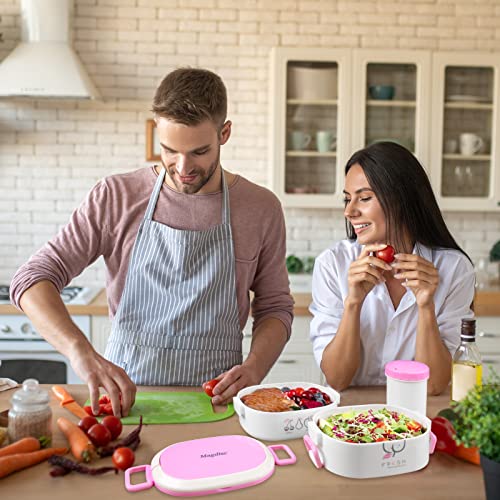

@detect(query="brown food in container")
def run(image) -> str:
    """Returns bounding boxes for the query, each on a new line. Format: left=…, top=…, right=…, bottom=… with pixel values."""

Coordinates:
left=240, top=388, right=298, bottom=412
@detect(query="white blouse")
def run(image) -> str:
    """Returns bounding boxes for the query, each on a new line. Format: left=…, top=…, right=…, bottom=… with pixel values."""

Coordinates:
left=309, top=240, right=475, bottom=386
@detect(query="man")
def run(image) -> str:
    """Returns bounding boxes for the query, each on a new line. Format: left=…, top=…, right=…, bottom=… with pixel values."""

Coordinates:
left=10, top=68, right=293, bottom=417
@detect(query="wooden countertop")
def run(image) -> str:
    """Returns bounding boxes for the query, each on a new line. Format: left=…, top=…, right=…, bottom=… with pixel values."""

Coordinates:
left=293, top=283, right=500, bottom=316
left=0, top=289, right=110, bottom=316
left=0, top=385, right=485, bottom=500
left=1, top=283, right=499, bottom=317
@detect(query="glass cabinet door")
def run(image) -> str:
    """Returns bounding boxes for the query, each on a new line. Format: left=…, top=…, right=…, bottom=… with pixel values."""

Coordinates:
left=351, top=50, right=431, bottom=168
left=431, top=53, right=500, bottom=211
left=270, top=48, right=351, bottom=208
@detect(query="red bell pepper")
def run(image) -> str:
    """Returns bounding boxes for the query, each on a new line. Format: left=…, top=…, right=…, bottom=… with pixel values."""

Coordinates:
left=454, top=444, right=480, bottom=465
left=431, top=416, right=457, bottom=455
left=431, top=415, right=480, bottom=465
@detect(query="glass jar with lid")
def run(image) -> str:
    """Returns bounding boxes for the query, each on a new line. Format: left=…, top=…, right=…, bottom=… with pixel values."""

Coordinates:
left=7, top=378, right=52, bottom=444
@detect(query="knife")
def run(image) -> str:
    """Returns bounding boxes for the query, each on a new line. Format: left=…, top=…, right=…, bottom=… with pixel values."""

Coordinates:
left=52, top=385, right=88, bottom=419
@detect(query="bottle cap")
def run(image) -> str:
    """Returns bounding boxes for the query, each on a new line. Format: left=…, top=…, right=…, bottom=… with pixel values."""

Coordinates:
left=385, top=360, right=430, bottom=382
left=461, top=318, right=476, bottom=341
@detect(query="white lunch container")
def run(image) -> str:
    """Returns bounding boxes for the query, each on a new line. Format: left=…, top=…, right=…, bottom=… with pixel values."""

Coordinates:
left=304, top=404, right=436, bottom=479
left=233, top=381, right=340, bottom=441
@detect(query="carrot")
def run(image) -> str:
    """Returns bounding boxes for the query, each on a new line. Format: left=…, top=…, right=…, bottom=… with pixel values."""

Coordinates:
left=0, top=437, right=40, bottom=458
left=454, top=444, right=480, bottom=465
left=57, top=417, right=95, bottom=463
left=0, top=447, right=68, bottom=479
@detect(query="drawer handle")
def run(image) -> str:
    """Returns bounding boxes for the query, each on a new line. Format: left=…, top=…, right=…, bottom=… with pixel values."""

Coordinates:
left=478, top=331, right=499, bottom=338
left=483, top=359, right=499, bottom=364
left=278, top=359, right=297, bottom=364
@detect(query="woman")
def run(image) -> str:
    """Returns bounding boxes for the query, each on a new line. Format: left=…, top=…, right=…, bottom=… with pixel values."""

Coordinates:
left=310, top=142, right=474, bottom=395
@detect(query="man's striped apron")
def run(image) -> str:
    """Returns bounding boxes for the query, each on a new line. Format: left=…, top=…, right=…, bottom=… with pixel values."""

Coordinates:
left=105, top=167, right=242, bottom=385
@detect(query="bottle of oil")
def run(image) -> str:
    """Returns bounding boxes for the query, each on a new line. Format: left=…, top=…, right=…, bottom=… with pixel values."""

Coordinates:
left=451, top=318, right=482, bottom=403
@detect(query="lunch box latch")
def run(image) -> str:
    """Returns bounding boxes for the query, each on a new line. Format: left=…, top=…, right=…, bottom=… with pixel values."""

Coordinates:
left=303, top=435, right=324, bottom=469
left=268, top=444, right=297, bottom=466
left=125, top=464, right=154, bottom=492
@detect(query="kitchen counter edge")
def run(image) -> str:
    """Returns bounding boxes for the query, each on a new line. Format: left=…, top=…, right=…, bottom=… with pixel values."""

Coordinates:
left=1, top=286, right=499, bottom=316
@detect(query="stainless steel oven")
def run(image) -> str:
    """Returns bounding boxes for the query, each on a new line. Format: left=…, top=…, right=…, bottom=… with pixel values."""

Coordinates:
left=0, top=314, right=91, bottom=384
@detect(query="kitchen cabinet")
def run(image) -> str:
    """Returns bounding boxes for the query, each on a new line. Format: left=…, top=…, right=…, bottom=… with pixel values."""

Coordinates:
left=475, top=316, right=500, bottom=379
left=270, top=48, right=500, bottom=211
left=269, top=47, right=352, bottom=208
left=243, top=316, right=321, bottom=384
left=351, top=49, right=431, bottom=167
left=430, top=52, right=500, bottom=211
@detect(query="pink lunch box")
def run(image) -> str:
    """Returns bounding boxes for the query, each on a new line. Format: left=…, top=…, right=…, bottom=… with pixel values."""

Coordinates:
left=125, top=434, right=296, bottom=496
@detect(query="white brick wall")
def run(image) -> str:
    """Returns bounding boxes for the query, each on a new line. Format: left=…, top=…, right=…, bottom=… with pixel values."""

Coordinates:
left=1, top=0, right=500, bottom=285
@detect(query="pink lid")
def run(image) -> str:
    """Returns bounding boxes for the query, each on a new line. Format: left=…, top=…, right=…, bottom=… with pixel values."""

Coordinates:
left=159, top=435, right=268, bottom=480
left=385, top=360, right=429, bottom=382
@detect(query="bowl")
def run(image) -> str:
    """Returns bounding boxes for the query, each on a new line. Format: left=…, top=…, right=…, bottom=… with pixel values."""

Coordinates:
left=233, top=381, right=340, bottom=441
left=369, top=85, right=395, bottom=100
left=287, top=66, right=338, bottom=100
left=304, top=404, right=436, bottom=478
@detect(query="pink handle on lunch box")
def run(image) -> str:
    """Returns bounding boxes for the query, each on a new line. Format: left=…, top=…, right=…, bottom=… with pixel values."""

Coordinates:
left=125, top=464, right=154, bottom=492
left=303, top=435, right=324, bottom=469
left=268, top=444, right=296, bottom=465
left=429, top=431, right=437, bottom=454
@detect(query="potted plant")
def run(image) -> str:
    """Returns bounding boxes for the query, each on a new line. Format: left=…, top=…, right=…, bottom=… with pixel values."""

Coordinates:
left=490, top=240, right=500, bottom=282
left=452, top=370, right=500, bottom=500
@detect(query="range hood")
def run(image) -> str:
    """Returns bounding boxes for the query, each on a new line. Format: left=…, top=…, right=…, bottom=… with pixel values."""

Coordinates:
left=0, top=0, right=99, bottom=99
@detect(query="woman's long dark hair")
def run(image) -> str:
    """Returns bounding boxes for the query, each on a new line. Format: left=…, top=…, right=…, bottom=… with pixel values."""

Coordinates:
left=345, top=141, right=471, bottom=262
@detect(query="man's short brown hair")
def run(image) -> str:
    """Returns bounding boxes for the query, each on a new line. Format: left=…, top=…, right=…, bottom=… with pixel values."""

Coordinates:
left=152, top=68, right=227, bottom=129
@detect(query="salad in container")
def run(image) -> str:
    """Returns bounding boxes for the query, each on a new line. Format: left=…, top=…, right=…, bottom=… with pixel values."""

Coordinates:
left=304, top=404, right=436, bottom=478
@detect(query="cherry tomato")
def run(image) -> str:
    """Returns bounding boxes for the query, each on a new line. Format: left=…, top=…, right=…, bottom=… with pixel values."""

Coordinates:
left=83, top=405, right=94, bottom=416
left=87, top=423, right=112, bottom=447
left=286, top=390, right=296, bottom=398
left=102, top=415, right=123, bottom=440
left=78, top=415, right=98, bottom=434
left=99, top=394, right=111, bottom=405
left=202, top=379, right=219, bottom=398
left=308, top=387, right=320, bottom=394
left=294, top=387, right=305, bottom=397
left=112, top=447, right=135, bottom=470
left=375, top=245, right=396, bottom=263
left=302, top=390, right=314, bottom=400
left=103, top=403, right=114, bottom=415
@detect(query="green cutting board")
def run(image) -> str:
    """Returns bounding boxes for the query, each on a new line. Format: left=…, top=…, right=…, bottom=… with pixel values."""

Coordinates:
left=86, top=392, right=234, bottom=425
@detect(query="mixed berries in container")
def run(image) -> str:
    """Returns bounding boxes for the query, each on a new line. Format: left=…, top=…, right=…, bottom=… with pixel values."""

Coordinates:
left=280, top=386, right=332, bottom=410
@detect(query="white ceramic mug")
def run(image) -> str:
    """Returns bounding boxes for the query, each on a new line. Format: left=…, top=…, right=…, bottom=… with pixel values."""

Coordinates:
left=316, top=130, right=336, bottom=153
left=459, top=133, right=483, bottom=156
left=289, top=130, right=312, bottom=151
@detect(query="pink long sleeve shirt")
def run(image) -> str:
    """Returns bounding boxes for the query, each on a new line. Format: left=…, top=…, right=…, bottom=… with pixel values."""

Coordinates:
left=11, top=167, right=294, bottom=337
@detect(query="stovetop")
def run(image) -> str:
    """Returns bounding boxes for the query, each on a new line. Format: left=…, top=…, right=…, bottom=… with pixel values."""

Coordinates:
left=0, top=285, right=101, bottom=306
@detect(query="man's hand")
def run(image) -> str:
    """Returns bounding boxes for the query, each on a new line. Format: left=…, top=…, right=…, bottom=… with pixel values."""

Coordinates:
left=206, top=361, right=262, bottom=406
left=69, top=345, right=136, bottom=418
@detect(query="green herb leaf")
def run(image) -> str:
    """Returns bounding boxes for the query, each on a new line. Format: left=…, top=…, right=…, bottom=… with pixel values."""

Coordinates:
left=451, top=369, right=500, bottom=462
